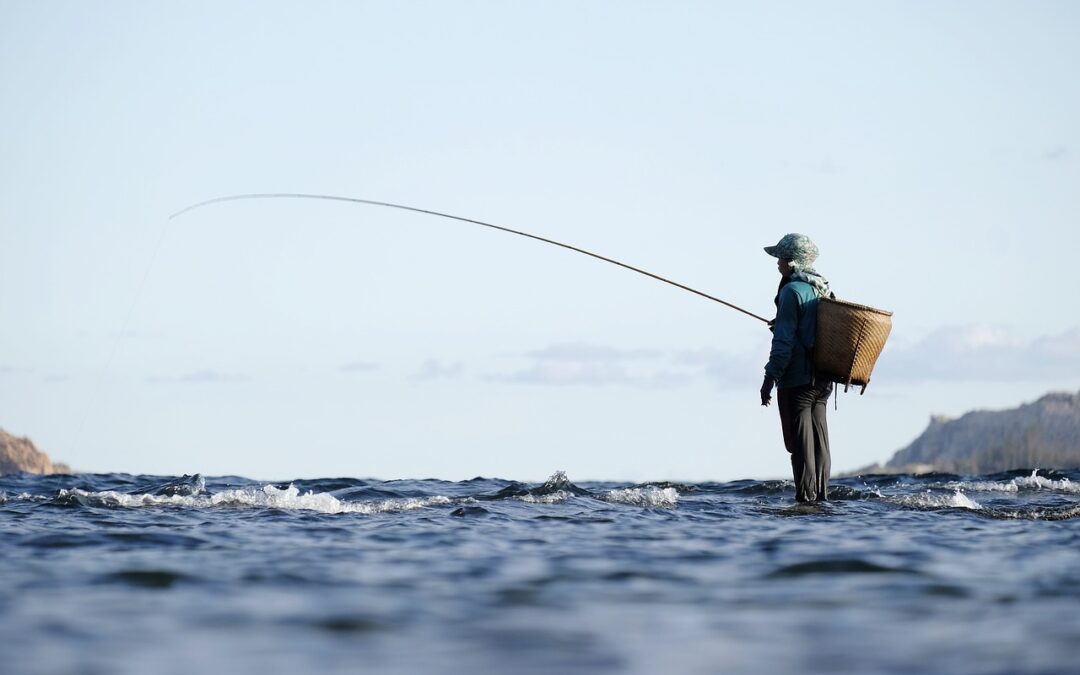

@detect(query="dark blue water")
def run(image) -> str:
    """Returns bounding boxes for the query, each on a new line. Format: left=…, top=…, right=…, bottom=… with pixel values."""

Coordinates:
left=2, top=469, right=1079, bottom=675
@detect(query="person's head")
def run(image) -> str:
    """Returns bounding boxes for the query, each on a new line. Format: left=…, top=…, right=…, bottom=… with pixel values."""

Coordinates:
left=764, top=233, right=819, bottom=276
left=776, top=257, right=796, bottom=278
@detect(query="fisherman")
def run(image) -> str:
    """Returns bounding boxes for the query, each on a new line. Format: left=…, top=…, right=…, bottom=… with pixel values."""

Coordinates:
left=759, top=234, right=835, bottom=503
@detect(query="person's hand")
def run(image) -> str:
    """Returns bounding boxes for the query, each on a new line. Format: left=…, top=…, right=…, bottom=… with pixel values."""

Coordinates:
left=767, top=319, right=775, bottom=333
left=760, top=376, right=774, bottom=407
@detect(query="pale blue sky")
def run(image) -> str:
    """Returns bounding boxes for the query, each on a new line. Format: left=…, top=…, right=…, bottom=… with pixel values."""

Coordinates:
left=1, top=1, right=1077, bottom=481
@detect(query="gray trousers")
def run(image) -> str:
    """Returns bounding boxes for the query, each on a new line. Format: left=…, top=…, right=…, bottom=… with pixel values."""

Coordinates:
left=777, top=380, right=833, bottom=502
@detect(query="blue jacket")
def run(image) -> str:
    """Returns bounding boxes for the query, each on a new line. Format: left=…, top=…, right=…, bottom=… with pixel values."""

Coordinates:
left=765, top=280, right=820, bottom=388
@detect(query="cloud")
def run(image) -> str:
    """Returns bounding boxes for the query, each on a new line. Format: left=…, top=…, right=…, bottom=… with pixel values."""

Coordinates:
left=0, top=365, right=34, bottom=375
left=43, top=374, right=71, bottom=383
left=1034, top=329, right=1080, bottom=360
left=810, top=158, right=843, bottom=174
left=1043, top=145, right=1071, bottom=162
left=414, top=359, right=463, bottom=381
left=487, top=342, right=720, bottom=388
left=111, top=329, right=161, bottom=340
left=875, top=325, right=1080, bottom=382
left=492, top=359, right=638, bottom=387
left=338, top=361, right=380, bottom=373
left=147, top=370, right=249, bottom=384
left=481, top=324, right=1080, bottom=390
left=671, top=347, right=762, bottom=388
left=524, top=343, right=663, bottom=362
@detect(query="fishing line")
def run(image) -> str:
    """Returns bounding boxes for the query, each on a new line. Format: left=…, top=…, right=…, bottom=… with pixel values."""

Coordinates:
left=170, top=193, right=770, bottom=324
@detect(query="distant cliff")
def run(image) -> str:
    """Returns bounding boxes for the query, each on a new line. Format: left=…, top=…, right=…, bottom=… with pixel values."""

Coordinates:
left=0, top=428, right=71, bottom=475
left=860, top=391, right=1080, bottom=475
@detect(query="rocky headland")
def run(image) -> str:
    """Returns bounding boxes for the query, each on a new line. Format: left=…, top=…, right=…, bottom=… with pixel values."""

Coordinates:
left=855, top=390, right=1080, bottom=475
left=0, top=428, right=71, bottom=475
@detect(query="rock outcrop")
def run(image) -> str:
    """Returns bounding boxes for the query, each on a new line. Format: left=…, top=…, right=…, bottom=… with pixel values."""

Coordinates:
left=0, top=428, right=71, bottom=475
left=857, top=391, right=1080, bottom=475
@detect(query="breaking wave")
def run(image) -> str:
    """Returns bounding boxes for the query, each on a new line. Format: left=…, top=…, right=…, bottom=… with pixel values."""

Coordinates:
left=601, top=486, right=680, bottom=508
left=942, top=470, right=1080, bottom=495
left=884, top=490, right=984, bottom=511
left=40, top=471, right=686, bottom=514
left=516, top=491, right=574, bottom=504
left=54, top=483, right=453, bottom=515
left=10, top=469, right=1079, bottom=520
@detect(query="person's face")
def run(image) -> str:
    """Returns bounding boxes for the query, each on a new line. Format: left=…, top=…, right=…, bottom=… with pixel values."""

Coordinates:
left=777, top=258, right=795, bottom=278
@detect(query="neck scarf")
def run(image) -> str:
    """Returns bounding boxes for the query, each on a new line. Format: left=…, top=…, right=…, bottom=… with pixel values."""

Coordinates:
left=790, top=268, right=834, bottom=299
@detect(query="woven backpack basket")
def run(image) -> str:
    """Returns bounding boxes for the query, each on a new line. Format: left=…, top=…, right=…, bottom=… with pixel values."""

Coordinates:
left=814, top=297, right=893, bottom=394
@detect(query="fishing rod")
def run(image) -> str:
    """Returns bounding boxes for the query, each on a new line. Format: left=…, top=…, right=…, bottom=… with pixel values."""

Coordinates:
left=170, top=193, right=770, bottom=324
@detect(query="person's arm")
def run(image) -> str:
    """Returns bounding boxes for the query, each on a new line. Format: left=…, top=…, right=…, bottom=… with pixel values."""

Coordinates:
left=760, top=289, right=800, bottom=406
left=764, top=286, right=799, bottom=382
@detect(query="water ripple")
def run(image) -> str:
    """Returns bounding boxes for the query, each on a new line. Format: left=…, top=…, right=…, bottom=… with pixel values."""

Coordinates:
left=1, top=468, right=1078, bottom=674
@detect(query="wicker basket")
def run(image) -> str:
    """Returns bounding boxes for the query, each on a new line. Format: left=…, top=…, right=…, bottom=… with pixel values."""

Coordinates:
left=814, top=297, right=893, bottom=394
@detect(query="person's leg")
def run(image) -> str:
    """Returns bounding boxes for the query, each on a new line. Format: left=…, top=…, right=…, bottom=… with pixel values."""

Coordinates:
left=777, top=387, right=798, bottom=455
left=778, top=384, right=817, bottom=502
left=776, top=387, right=802, bottom=499
left=810, top=381, right=833, bottom=501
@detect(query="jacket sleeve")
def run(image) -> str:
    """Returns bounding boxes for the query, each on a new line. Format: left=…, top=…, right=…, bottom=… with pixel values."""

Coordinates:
left=764, top=286, right=800, bottom=381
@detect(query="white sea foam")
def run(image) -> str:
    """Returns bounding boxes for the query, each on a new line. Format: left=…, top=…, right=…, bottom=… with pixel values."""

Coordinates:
left=517, top=490, right=573, bottom=504
left=55, top=488, right=191, bottom=508
left=602, top=487, right=679, bottom=508
left=888, top=490, right=983, bottom=510
left=211, top=484, right=452, bottom=514
left=55, top=484, right=452, bottom=515
left=950, top=471, right=1080, bottom=495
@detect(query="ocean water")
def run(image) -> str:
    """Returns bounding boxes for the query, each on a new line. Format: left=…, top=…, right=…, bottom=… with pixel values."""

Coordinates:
left=2, top=469, right=1079, bottom=675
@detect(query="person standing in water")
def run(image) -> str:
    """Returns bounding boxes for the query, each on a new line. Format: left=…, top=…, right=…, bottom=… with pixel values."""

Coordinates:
left=759, top=234, right=835, bottom=503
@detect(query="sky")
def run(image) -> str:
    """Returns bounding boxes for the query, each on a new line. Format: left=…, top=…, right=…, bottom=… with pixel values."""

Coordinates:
left=1, top=0, right=1078, bottom=482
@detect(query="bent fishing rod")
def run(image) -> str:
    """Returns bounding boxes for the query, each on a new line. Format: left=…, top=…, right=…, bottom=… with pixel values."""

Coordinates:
left=169, top=193, right=770, bottom=324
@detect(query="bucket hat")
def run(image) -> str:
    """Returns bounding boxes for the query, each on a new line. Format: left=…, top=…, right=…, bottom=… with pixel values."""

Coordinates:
left=764, top=233, right=819, bottom=267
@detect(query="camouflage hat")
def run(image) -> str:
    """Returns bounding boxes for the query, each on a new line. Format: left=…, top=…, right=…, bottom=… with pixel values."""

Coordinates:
left=764, top=233, right=819, bottom=267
